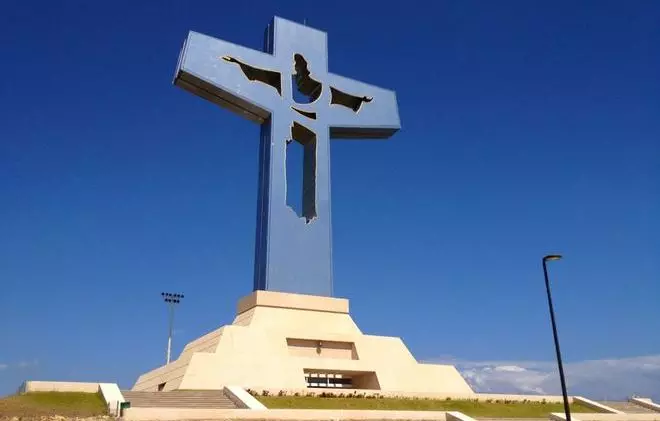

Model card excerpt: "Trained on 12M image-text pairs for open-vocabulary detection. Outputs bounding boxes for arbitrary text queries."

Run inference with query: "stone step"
[598,401,658,414]
[121,398,232,400]
[123,390,229,396]
[478,419,546,421]
[121,401,236,408]
[125,392,233,399]
[120,400,235,405]
[121,390,237,409]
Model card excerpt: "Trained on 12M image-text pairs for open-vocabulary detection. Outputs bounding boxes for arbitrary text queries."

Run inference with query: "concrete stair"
[121,390,238,409]
[478,419,546,421]
[598,401,658,414]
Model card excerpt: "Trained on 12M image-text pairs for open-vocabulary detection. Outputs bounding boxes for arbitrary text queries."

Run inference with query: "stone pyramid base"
[132,291,473,394]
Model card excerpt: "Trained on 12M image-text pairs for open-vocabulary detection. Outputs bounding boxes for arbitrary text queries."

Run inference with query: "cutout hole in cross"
[330,87,372,112]
[221,56,282,95]
[291,106,317,120]
[292,54,322,103]
[286,122,317,223]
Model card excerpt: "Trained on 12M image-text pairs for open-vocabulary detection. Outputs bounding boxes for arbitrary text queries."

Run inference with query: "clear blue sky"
[1,1,658,396]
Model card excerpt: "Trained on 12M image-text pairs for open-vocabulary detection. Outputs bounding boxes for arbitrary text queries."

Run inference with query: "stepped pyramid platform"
[132,290,473,394]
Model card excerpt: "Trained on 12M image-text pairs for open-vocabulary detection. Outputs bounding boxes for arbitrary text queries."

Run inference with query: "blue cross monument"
[174,17,400,297]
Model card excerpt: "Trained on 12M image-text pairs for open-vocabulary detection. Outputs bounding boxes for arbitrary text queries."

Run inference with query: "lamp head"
[543,254,563,262]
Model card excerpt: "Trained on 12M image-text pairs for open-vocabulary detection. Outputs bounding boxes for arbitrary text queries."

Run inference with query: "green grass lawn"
[258,395,599,418]
[0,391,108,417]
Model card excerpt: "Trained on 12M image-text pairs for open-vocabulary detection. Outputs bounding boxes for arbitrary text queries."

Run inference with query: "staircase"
[598,401,658,414]
[121,390,238,409]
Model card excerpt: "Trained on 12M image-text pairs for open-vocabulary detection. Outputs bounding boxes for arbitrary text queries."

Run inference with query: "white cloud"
[0,360,39,370]
[430,355,660,401]
[494,365,527,373]
[17,359,38,369]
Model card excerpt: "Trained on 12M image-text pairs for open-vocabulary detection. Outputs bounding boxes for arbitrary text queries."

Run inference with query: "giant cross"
[174,17,400,297]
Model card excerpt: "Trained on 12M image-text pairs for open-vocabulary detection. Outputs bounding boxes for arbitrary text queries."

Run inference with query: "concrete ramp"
[599,401,659,414]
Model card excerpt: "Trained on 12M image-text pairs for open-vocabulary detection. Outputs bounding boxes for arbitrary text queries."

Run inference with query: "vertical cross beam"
[173,17,400,297]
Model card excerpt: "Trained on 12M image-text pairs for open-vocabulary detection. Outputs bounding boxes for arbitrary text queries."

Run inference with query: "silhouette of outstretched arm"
[330,87,373,112]
[222,56,282,95]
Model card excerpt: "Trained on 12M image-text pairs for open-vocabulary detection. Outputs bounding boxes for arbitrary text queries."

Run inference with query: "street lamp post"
[542,255,571,421]
[161,292,184,365]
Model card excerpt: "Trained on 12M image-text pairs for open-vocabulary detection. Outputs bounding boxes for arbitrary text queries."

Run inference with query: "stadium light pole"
[542,254,571,421]
[161,292,184,365]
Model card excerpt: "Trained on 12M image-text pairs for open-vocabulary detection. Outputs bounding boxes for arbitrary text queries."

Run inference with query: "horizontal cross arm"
[174,31,281,124]
[325,73,401,139]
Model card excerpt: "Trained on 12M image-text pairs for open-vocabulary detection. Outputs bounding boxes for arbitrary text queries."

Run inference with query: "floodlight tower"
[161,292,184,365]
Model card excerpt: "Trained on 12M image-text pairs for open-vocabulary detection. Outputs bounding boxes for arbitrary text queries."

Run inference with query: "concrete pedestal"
[132,291,473,394]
